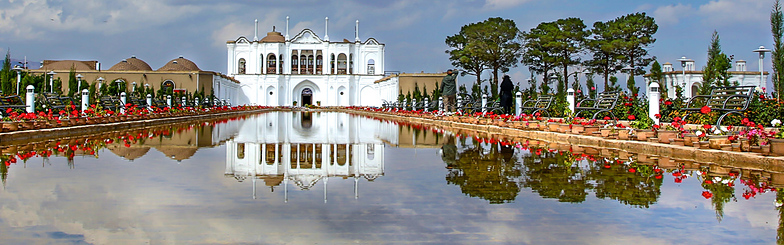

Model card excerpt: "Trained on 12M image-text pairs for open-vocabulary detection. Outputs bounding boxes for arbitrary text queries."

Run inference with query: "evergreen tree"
[398,89,404,102]
[0,50,10,95]
[608,76,620,92]
[649,61,664,95]
[773,0,784,99]
[585,73,597,98]
[67,66,77,97]
[413,83,422,101]
[52,77,63,94]
[702,30,732,94]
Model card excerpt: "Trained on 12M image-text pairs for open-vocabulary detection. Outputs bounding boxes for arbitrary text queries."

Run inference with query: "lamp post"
[676,56,692,89]
[12,65,22,95]
[115,79,123,97]
[131,82,136,93]
[97,77,104,95]
[46,71,56,94]
[753,45,772,89]
[76,74,83,96]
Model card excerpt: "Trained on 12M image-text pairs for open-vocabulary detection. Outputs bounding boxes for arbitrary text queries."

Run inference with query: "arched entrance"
[301,88,313,106]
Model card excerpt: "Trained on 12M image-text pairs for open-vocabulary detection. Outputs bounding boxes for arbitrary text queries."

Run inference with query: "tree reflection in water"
[444,134,523,204]
[522,149,589,203]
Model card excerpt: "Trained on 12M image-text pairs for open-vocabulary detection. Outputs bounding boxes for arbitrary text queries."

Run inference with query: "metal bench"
[99,96,123,112]
[520,95,554,117]
[682,85,755,127]
[574,92,620,120]
[0,95,28,115]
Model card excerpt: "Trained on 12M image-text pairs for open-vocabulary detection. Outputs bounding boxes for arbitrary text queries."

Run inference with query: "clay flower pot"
[657,130,678,144]
[571,124,585,134]
[770,138,784,156]
[635,130,653,141]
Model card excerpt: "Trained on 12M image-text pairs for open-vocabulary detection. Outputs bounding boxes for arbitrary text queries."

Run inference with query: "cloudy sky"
[0,0,777,88]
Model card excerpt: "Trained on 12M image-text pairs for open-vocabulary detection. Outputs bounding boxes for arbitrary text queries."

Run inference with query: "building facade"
[226,17,398,107]
[31,56,240,102]
[224,111,389,201]
[646,60,767,99]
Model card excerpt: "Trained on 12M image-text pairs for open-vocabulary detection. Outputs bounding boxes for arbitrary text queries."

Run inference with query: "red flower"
[664,101,673,105]
[702,191,713,199]
[654,114,661,119]
[702,124,712,130]
[603,116,611,120]
[627,115,636,120]
[700,106,711,114]
[628,168,637,173]
[674,178,682,183]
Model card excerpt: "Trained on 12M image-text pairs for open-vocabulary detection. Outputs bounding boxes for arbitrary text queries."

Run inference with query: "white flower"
[713,129,722,135]
[777,201,783,207]
[773,119,782,127]
[756,87,764,93]
[695,130,704,137]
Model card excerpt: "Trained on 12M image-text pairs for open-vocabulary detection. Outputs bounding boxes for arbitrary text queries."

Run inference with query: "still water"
[0,111,780,244]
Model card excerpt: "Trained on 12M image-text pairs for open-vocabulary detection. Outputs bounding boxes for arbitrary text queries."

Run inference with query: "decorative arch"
[691,82,701,98]
[238,58,246,74]
[259,55,264,74]
[367,59,375,75]
[360,85,376,106]
[266,86,277,106]
[292,80,321,106]
[267,53,277,74]
[337,86,347,106]
[337,54,347,74]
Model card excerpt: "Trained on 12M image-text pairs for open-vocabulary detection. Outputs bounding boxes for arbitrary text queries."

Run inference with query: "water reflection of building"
[224,112,390,202]
[105,118,242,162]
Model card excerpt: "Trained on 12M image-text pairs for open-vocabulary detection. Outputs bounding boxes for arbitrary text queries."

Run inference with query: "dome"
[107,144,151,161]
[155,146,198,161]
[157,56,200,71]
[260,31,285,43]
[126,57,153,71]
[39,60,96,71]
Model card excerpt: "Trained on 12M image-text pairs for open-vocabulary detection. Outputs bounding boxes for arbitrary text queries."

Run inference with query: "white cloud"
[698,0,769,26]
[653,4,693,26]
[482,0,532,11]
[0,0,203,40]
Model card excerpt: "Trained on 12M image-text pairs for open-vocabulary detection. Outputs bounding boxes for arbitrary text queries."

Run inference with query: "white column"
[481,93,488,114]
[567,88,575,114]
[80,89,89,113]
[25,85,35,113]
[120,92,127,114]
[515,92,522,116]
[649,82,660,124]
[438,97,443,112]
[324,17,330,41]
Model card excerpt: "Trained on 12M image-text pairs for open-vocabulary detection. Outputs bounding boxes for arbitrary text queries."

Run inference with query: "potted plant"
[629,114,655,141]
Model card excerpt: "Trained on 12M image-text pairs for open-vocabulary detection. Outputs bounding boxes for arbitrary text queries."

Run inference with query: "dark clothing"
[441,73,457,96]
[500,76,514,114]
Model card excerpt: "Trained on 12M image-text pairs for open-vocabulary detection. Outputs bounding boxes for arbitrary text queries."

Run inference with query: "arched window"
[162,80,175,95]
[307,55,314,74]
[337,54,347,75]
[291,55,299,74]
[367,59,375,75]
[330,54,335,74]
[279,54,284,74]
[238,58,246,74]
[349,54,354,74]
[267,54,277,74]
[691,83,700,98]
[237,143,245,159]
[316,55,323,74]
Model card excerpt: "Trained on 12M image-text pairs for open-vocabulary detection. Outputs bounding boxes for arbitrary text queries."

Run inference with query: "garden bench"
[520,95,554,117]
[456,93,481,114]
[151,98,168,109]
[682,85,755,128]
[0,95,28,115]
[574,92,620,120]
[99,96,123,112]
[41,94,74,111]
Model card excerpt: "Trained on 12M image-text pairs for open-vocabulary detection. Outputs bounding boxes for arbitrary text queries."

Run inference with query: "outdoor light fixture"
[753,45,771,89]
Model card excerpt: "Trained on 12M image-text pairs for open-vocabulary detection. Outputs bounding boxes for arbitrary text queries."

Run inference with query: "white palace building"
[226,17,399,107]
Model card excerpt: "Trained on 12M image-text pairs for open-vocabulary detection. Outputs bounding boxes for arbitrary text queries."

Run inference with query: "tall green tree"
[702,31,732,94]
[613,13,658,78]
[0,50,10,95]
[465,17,523,99]
[551,18,588,97]
[773,0,784,99]
[584,20,625,90]
[446,27,489,88]
[649,61,665,95]
[585,73,597,98]
[67,66,77,97]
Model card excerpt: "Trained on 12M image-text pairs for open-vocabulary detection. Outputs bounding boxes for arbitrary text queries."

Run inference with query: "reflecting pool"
[0,111,781,244]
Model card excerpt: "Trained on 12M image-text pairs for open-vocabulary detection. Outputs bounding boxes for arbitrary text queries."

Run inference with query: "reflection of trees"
[777,190,784,244]
[1,161,7,188]
[587,160,662,208]
[522,151,589,203]
[445,139,522,204]
[702,177,735,222]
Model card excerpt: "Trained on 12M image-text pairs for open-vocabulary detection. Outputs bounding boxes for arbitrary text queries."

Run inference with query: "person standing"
[441,69,457,113]
[499,74,514,114]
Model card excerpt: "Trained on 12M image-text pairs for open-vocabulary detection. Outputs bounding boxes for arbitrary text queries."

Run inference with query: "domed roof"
[157,56,200,71]
[126,57,153,71]
[155,146,198,161]
[260,31,285,43]
[39,60,96,71]
[109,56,153,71]
[107,144,151,161]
